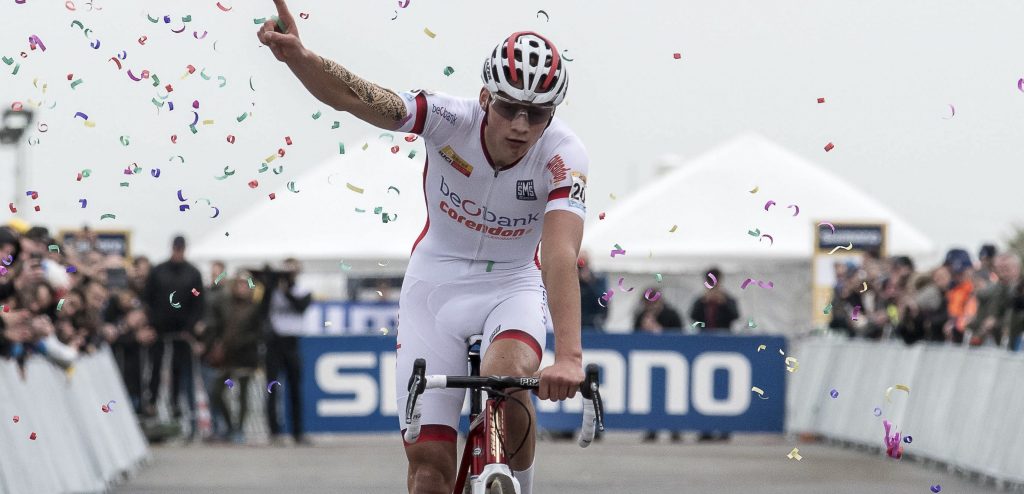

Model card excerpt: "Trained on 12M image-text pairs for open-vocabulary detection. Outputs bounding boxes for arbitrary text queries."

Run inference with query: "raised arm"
[257,0,408,130]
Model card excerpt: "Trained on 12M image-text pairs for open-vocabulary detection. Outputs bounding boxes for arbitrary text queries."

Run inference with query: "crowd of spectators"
[0,222,311,445]
[827,245,1024,350]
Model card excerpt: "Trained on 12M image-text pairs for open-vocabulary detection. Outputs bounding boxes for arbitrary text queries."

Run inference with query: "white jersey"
[396,90,589,282]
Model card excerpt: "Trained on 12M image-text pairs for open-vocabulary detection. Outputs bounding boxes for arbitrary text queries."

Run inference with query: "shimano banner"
[301,333,786,433]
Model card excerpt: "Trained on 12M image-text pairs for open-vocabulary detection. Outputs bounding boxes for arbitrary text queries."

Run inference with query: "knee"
[410,464,452,494]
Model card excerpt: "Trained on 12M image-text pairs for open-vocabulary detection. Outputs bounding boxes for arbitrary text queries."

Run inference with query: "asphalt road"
[113,432,1000,494]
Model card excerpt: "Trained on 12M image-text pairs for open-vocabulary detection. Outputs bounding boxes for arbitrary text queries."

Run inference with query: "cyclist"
[259,2,588,492]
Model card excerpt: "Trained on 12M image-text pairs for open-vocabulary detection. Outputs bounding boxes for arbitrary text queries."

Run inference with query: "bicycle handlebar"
[403,358,605,447]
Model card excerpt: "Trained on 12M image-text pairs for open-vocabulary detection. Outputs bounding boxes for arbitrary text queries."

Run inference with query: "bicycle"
[403,335,605,494]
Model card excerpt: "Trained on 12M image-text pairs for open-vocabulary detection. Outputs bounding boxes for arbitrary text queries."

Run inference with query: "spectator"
[897,267,951,344]
[827,261,862,337]
[577,251,608,331]
[689,267,739,442]
[197,260,230,441]
[203,273,263,444]
[633,288,684,443]
[142,235,204,439]
[942,249,977,344]
[264,258,312,446]
[984,253,1024,351]
[975,244,999,290]
[689,267,739,333]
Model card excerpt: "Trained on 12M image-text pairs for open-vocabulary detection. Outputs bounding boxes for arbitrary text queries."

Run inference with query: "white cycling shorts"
[395,269,551,441]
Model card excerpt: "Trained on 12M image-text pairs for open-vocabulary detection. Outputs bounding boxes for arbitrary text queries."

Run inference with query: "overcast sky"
[3,0,1022,262]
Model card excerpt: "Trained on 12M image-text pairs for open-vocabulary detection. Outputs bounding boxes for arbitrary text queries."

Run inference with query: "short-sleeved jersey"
[396,90,588,282]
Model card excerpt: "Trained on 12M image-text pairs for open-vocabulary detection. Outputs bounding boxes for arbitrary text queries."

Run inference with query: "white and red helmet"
[481,31,568,106]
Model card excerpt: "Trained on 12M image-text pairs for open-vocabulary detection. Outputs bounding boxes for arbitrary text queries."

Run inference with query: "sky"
[2,0,1022,263]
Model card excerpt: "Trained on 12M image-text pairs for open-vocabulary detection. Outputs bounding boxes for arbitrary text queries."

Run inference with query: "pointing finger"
[272,0,297,30]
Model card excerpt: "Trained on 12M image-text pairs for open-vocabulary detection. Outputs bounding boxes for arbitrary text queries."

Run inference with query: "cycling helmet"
[481,31,568,106]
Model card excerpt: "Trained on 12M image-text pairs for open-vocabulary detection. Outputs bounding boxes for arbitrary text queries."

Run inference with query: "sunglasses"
[489,92,554,125]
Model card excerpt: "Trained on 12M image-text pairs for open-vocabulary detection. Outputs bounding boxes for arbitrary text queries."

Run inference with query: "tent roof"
[583,133,935,272]
[191,141,427,264]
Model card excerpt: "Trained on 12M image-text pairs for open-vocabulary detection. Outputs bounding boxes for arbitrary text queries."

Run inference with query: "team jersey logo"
[438,145,474,177]
[545,154,568,185]
[516,180,537,201]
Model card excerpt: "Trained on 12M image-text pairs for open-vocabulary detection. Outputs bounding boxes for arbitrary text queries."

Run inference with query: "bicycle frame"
[404,337,603,494]
[453,336,518,493]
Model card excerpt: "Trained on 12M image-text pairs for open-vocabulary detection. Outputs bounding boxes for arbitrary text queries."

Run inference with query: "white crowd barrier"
[0,346,149,494]
[786,337,1024,485]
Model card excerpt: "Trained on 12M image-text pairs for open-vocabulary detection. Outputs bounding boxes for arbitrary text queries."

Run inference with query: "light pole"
[1,107,34,214]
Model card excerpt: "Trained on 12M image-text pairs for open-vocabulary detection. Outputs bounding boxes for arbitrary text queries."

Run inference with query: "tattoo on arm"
[321,56,406,121]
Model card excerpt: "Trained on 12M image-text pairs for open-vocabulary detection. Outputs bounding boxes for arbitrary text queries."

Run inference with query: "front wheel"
[486,474,517,494]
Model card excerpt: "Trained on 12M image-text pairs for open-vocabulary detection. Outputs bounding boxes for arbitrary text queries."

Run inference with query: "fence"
[786,337,1024,486]
[0,347,149,494]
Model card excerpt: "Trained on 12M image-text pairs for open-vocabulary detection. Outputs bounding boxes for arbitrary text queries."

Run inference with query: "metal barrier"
[786,337,1024,485]
[0,347,149,494]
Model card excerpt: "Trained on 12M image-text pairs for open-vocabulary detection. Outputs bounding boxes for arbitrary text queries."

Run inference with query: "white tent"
[582,133,936,334]
[190,138,427,295]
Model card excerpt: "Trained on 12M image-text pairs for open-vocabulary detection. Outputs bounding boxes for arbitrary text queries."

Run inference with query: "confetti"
[267,380,281,393]
[225,379,234,389]
[269,192,276,200]
[751,386,769,399]
[884,384,910,403]
[100,213,116,220]
[247,277,255,289]
[748,228,760,237]
[338,142,346,154]
[12,416,18,423]
[536,9,549,21]
[248,180,259,188]
[169,291,181,309]
[191,288,200,297]
[486,261,495,272]
[299,12,309,19]
[787,204,799,216]
[760,234,774,246]
[423,27,436,38]
[749,185,759,194]
[654,274,662,283]
[617,278,635,292]
[824,142,834,152]
[823,303,832,315]
[214,272,227,285]
[883,420,904,459]
[903,435,913,444]
[830,389,839,399]
[668,224,677,233]
[817,97,825,104]
[828,243,853,255]
[216,1,231,11]
[30,432,37,440]
[672,52,681,59]
[787,448,802,461]
[691,321,705,329]
[610,248,626,257]
[851,305,861,321]
[443,66,455,76]
[704,272,718,289]
[56,298,65,311]
[931,485,941,493]
[859,282,868,293]
[643,288,661,302]
[747,318,757,328]
[784,357,799,373]
[874,407,882,417]
[943,104,955,119]
[345,183,365,194]
[818,221,836,234]
[1019,78,1024,93]
[763,200,776,212]
[311,110,321,120]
